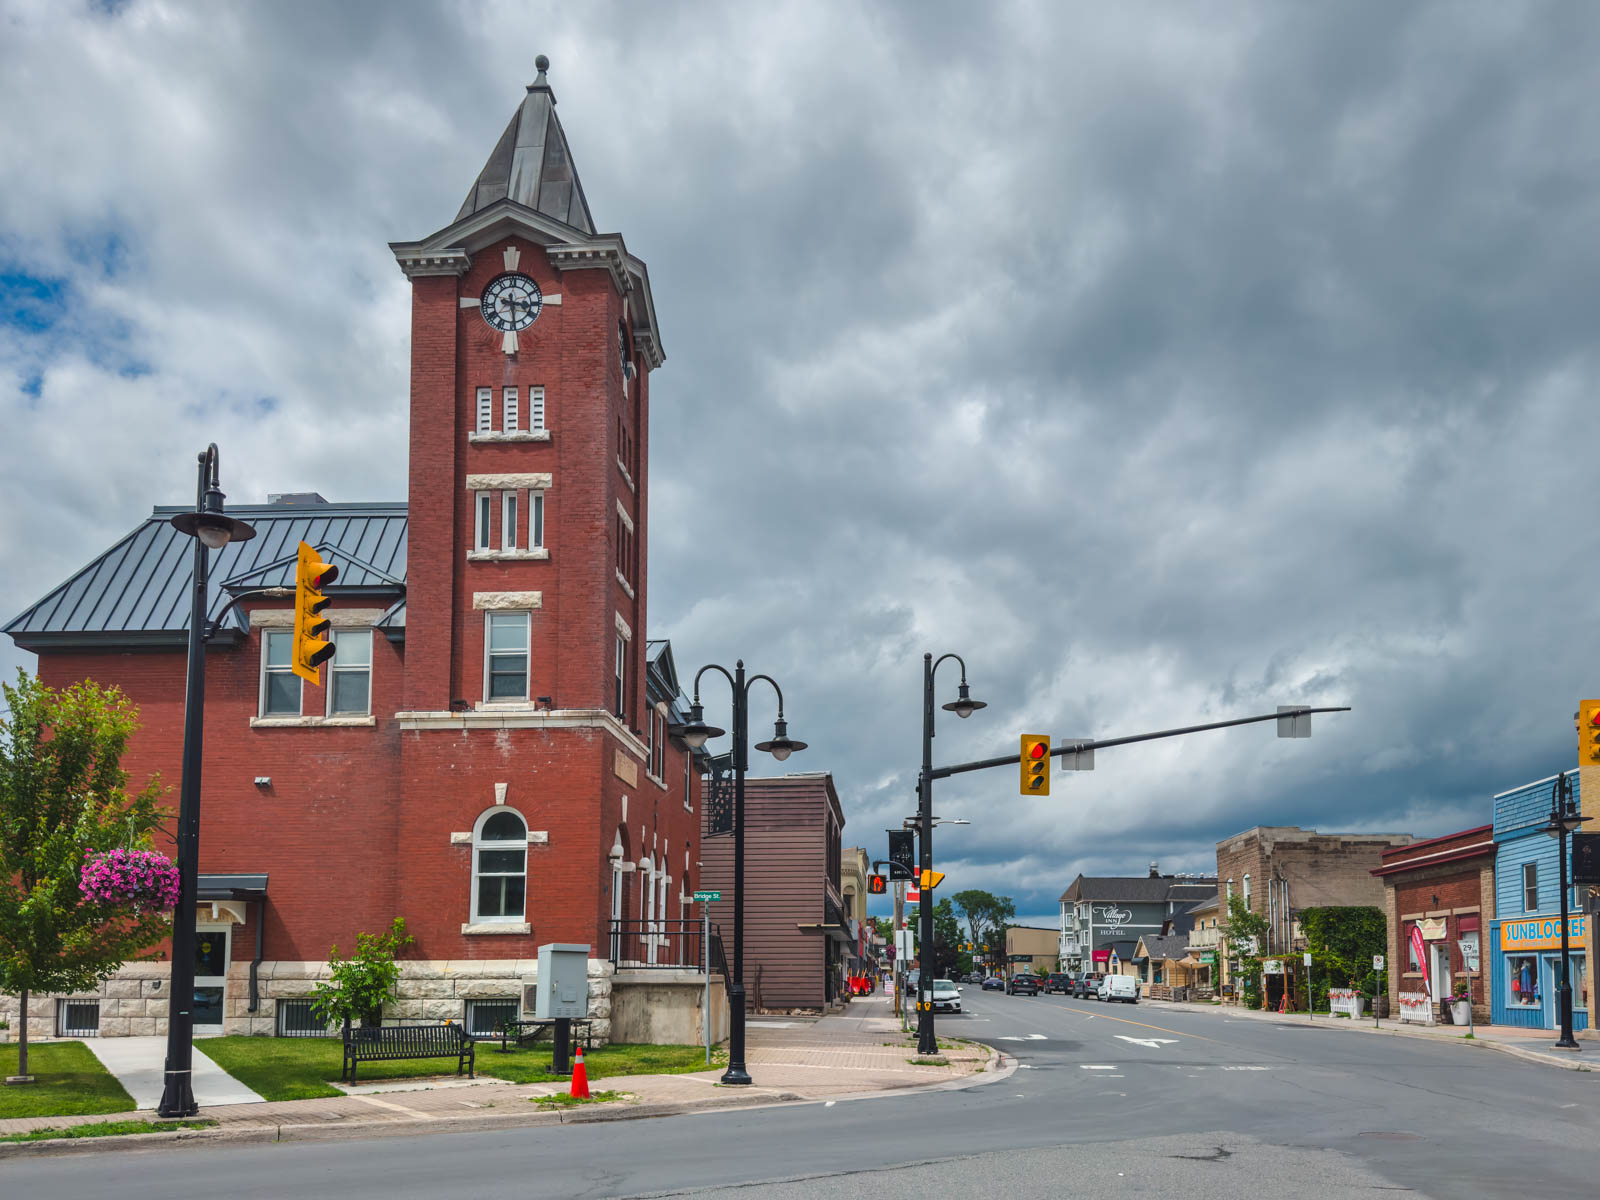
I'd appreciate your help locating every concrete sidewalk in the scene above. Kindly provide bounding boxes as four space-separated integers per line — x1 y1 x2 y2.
0 995 1002 1154
83 1036 264 1108
1141 995 1599 1073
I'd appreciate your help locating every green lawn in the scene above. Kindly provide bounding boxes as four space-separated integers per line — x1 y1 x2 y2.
195 1036 721 1102
0 1042 137 1120
1 1118 216 1144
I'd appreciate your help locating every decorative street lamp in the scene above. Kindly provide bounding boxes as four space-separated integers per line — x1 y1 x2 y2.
671 660 805 1085
1544 770 1589 1052
916 652 985 1055
158 445 255 1118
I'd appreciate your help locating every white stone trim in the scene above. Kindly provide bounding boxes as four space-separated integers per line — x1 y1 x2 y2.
615 569 634 599
616 458 635 492
473 591 542 610
249 715 377 728
461 922 531 935
547 240 629 293
615 611 632 639
394 248 472 278
469 548 550 562
615 500 634 533
503 245 521 271
465 472 552 491
451 831 472 844
251 608 385 629
395 707 649 760
459 297 481 308
468 430 552 444
541 293 562 306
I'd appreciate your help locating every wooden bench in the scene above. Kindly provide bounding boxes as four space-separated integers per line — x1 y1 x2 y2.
341 1023 474 1083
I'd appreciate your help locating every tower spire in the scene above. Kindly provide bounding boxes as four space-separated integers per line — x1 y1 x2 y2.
529 54 552 96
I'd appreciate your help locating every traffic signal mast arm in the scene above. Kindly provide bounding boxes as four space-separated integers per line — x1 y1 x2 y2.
929 705 1351 782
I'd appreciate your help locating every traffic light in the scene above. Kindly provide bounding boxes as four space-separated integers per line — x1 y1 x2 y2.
1020 734 1050 795
1582 701 1600 762
919 869 944 890
293 541 339 684
868 874 887 895
887 830 915 880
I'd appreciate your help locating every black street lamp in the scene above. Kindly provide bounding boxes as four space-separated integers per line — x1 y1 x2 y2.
1544 771 1589 1052
671 660 805 1085
158 445 255 1118
916 652 985 1055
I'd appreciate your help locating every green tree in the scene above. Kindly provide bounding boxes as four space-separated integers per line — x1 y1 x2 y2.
1219 893 1270 1009
309 918 414 1028
1299 906 1387 1007
0 673 169 1080
951 888 1015 970
906 898 967 978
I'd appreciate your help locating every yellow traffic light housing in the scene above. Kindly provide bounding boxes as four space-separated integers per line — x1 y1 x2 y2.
1021 735 1050 795
293 541 339 684
919 869 944 890
1582 700 1600 762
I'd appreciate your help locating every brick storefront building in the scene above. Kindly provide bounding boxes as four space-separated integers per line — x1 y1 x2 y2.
1372 826 1495 1024
3 62 705 1043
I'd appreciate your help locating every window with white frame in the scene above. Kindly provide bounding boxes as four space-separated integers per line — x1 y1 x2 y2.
476 387 493 433
1242 874 1251 909
501 491 518 551
503 386 518 433
1523 862 1538 912
614 633 627 719
261 630 301 717
484 611 530 702
684 749 694 811
475 491 493 550
327 629 372 716
530 491 545 548
530 386 546 432
472 809 528 922
647 709 657 777
654 711 665 778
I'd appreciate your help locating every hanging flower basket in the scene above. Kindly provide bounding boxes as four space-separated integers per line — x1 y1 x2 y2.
80 848 181 911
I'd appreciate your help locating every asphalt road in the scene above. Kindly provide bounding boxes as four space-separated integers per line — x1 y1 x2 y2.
7 989 1599 1198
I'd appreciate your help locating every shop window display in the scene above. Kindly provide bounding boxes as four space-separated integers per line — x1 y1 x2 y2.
1506 954 1539 1007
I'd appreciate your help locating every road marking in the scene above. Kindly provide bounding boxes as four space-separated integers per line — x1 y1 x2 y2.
1061 1007 1225 1045
1115 1035 1177 1049
1221 1065 1271 1071
1019 1064 1035 1069
1080 1065 1118 1070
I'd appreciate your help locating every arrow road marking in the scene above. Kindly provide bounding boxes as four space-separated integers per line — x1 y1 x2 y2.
1080 1065 1118 1070
1114 1035 1178 1049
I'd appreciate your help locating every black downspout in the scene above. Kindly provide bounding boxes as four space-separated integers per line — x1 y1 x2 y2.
248 904 265 1013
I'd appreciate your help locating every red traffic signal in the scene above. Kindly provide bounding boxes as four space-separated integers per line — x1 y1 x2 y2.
867 874 886 895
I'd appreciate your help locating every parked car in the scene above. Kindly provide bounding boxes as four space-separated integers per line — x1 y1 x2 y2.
1007 973 1040 996
1073 973 1103 999
982 975 1005 991
1096 974 1139 1004
1042 972 1072 994
930 979 962 1013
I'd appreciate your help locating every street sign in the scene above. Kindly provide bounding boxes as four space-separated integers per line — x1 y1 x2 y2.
692 891 721 902
1302 952 1312 967
1373 955 1385 970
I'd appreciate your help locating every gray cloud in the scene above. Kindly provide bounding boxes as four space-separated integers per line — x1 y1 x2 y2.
3 0 1596 924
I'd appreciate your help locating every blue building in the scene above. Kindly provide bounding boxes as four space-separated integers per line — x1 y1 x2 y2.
1490 773 1589 1030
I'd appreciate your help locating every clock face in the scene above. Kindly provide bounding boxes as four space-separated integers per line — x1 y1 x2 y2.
481 273 543 332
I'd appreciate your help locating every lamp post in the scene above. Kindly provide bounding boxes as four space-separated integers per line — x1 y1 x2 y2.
916 652 986 1055
158 445 255 1118
671 660 805 1085
1545 771 1589 1051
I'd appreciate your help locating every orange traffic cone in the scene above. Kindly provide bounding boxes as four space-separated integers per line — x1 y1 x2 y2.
570 1044 590 1099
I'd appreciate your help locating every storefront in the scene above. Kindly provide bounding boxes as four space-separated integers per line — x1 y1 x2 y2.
1490 914 1590 1030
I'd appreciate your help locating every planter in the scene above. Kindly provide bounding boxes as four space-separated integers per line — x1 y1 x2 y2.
80 848 180 910
1450 1000 1472 1026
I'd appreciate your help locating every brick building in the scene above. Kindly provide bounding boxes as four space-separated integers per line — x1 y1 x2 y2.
1372 826 1495 1024
1215 826 1413 1005
3 62 707 1043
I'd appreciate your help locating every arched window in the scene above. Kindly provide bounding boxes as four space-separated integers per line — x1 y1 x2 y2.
472 809 528 923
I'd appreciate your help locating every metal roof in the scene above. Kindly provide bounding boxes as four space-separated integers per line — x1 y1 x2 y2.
455 60 595 234
1059 874 1220 905
7 501 406 648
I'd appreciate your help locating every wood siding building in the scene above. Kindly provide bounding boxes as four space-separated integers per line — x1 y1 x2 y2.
701 773 845 1012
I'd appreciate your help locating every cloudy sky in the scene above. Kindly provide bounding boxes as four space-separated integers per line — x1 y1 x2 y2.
4 0 1597 927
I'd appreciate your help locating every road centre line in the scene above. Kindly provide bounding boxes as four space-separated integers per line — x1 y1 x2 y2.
1050 1004 1227 1046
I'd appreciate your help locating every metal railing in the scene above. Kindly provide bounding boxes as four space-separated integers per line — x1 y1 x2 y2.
608 918 705 969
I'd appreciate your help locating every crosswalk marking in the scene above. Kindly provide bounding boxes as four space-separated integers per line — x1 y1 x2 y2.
1080 1065 1117 1070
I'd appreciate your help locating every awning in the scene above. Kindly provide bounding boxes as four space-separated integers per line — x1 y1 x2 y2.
197 873 267 901
796 922 857 945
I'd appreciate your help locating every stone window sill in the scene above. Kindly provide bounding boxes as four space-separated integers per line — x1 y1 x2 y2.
469 431 551 443
469 548 550 562
615 569 635 599
250 715 377 728
617 458 635 492
461 922 531 935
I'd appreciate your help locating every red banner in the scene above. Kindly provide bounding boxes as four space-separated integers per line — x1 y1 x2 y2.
1092 949 1111 963
1409 923 1430 998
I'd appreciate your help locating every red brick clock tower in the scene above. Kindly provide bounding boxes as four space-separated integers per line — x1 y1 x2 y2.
386 55 679 962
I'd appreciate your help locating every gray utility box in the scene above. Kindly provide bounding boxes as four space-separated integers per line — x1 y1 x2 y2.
533 943 590 1019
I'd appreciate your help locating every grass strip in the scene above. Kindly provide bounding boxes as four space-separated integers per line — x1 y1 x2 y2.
533 1090 621 1108
0 1043 137 1119
0 1118 217 1144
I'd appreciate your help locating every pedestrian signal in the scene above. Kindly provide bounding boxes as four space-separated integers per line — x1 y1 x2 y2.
1020 734 1050 795
868 874 887 895
293 541 339 684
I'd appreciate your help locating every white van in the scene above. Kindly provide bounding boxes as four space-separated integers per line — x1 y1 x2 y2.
1096 975 1139 1004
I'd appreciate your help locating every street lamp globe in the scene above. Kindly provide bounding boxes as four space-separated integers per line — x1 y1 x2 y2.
670 702 724 749
755 718 807 762
942 682 986 719
171 509 255 550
